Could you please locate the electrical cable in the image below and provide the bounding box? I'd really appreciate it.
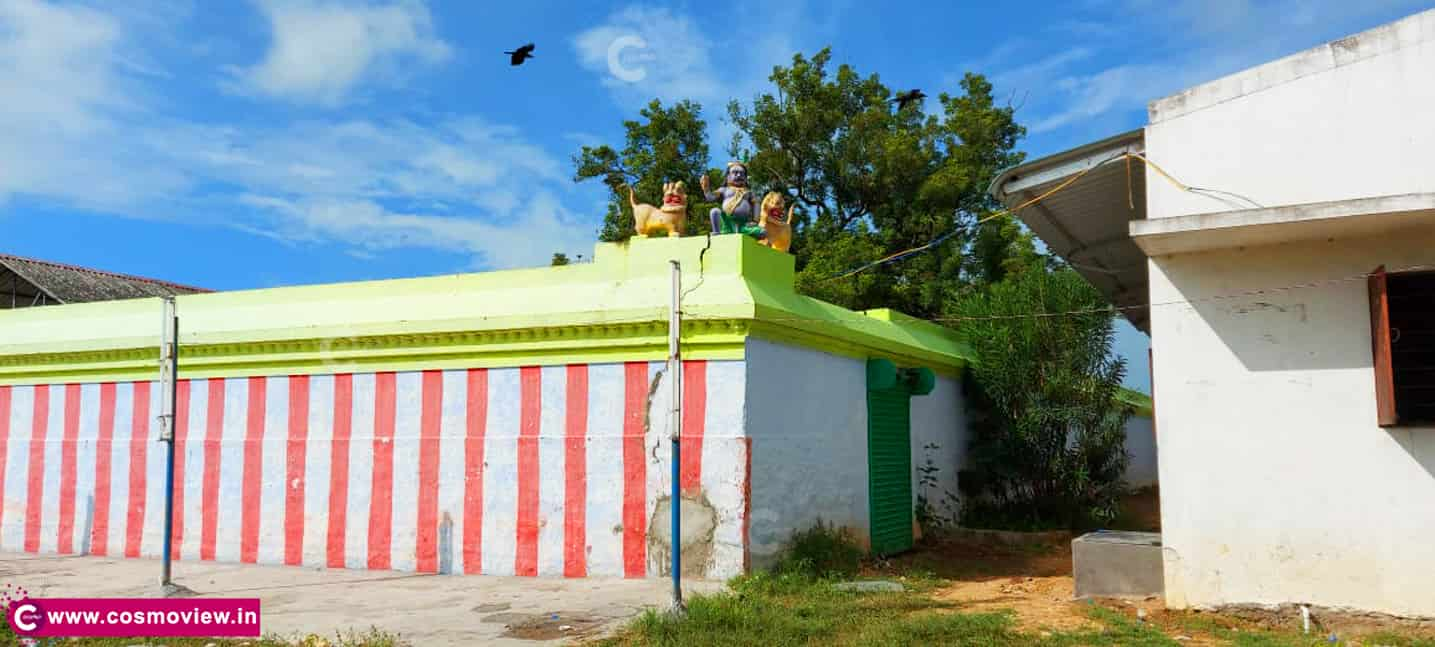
[820,151,1264,282]
[684,262,1435,326]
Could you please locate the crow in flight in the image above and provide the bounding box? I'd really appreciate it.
[505,43,535,66]
[892,89,926,111]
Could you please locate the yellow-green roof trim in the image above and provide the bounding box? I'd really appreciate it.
[1118,388,1154,418]
[0,236,972,385]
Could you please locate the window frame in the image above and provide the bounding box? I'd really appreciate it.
[1369,265,1435,427]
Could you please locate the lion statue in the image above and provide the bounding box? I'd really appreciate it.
[758,192,794,253]
[630,181,687,238]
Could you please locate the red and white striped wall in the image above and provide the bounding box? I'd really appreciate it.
[0,360,749,579]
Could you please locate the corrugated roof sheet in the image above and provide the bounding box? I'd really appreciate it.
[988,130,1150,333]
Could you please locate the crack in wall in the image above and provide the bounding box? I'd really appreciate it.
[646,366,666,460]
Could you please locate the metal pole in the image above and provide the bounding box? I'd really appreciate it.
[668,260,684,614]
[158,297,179,593]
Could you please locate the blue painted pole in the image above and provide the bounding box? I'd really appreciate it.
[159,298,179,590]
[668,260,684,613]
[160,416,176,585]
[671,436,681,601]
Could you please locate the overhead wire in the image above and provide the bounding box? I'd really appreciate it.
[682,262,1435,327]
[819,151,1263,282]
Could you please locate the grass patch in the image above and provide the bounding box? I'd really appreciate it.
[600,521,1435,646]
[601,591,1187,646]
[606,578,954,646]
[599,523,1184,647]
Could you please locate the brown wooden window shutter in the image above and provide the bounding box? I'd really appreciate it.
[1368,265,1397,426]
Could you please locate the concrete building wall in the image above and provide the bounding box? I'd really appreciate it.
[1147,234,1435,617]
[909,375,966,525]
[1145,8,1435,221]
[1140,9,1435,617]
[743,338,871,562]
[1123,416,1158,490]
[0,360,751,580]
[743,338,968,560]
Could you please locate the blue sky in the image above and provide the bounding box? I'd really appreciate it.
[3,0,1431,392]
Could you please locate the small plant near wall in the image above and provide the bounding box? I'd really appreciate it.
[915,443,959,531]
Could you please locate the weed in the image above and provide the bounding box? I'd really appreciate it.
[768,520,863,580]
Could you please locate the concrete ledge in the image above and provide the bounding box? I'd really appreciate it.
[1072,531,1164,599]
[1130,193,1435,256]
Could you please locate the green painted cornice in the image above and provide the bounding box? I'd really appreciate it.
[0,236,971,385]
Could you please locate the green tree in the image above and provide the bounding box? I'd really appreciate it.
[571,48,1134,530]
[573,99,716,242]
[726,49,1032,318]
[952,268,1132,529]
[551,253,570,266]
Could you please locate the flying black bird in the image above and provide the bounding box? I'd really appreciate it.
[892,89,926,111]
[505,43,535,66]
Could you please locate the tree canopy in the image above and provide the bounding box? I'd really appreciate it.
[727,49,1036,318]
[569,48,1136,530]
[572,49,1043,319]
[572,99,716,242]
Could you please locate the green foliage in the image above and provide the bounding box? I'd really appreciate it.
[573,99,718,242]
[571,50,1036,317]
[952,268,1132,530]
[727,50,1032,318]
[550,252,570,266]
[768,520,864,581]
[605,580,1179,647]
[614,580,950,647]
[571,50,1130,534]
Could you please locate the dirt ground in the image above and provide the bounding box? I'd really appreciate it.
[862,489,1435,645]
[874,531,1435,644]
[926,540,1098,633]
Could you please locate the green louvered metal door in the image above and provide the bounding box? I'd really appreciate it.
[866,386,913,556]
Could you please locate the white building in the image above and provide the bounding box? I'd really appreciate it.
[991,9,1435,618]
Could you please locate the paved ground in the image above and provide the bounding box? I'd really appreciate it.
[0,553,724,645]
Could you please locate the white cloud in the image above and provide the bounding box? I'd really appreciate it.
[572,2,840,160]
[977,0,1435,138]
[233,0,451,107]
[0,1,596,271]
[169,115,588,267]
[989,48,1095,91]
[1028,64,1173,133]
[573,5,822,108]
[0,0,190,209]
[573,6,721,107]
[239,192,594,270]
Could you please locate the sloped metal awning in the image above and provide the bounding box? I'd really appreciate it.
[988,130,1150,333]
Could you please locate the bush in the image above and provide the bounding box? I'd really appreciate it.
[951,267,1132,530]
[770,521,864,580]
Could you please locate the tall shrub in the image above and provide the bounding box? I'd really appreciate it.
[951,267,1132,529]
